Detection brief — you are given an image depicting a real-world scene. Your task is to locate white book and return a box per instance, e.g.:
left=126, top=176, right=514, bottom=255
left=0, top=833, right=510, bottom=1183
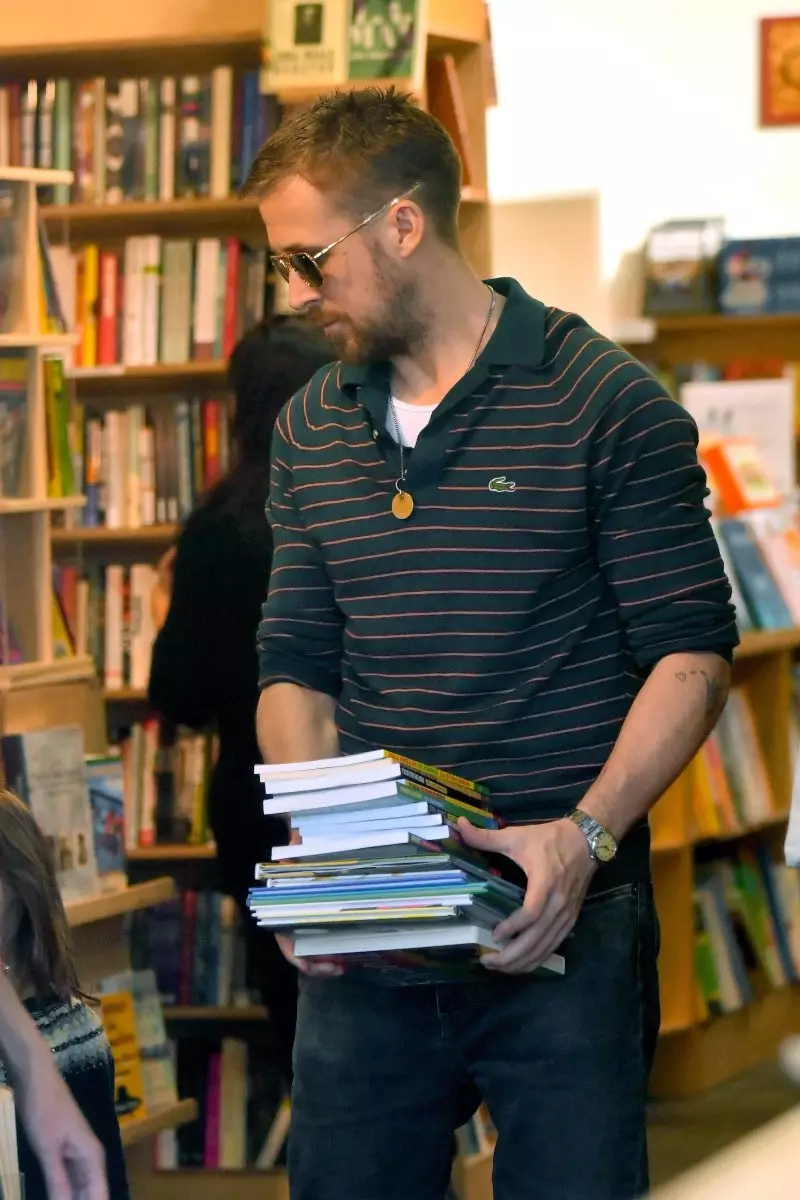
left=159, top=78, right=176, bottom=202
left=0, top=1085, right=20, bottom=1200
left=263, top=759, right=401, bottom=795
left=294, top=815, right=445, bottom=839
left=104, top=564, right=124, bottom=690
left=255, top=749, right=386, bottom=778
left=295, top=801, right=431, bottom=831
left=122, top=236, right=144, bottom=365
left=140, top=235, right=162, bottom=366
left=272, top=828, right=449, bottom=861
left=263, top=779, right=407, bottom=817
left=294, top=922, right=566, bottom=978
left=210, top=67, right=232, bottom=198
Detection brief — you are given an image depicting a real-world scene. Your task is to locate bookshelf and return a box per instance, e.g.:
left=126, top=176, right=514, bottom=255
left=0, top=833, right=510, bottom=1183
left=630, top=305, right=800, bottom=1098
left=62, top=871, right=199, bottom=1188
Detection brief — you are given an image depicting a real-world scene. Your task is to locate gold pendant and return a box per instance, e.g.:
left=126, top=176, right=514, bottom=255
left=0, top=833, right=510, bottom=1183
left=392, top=490, right=414, bottom=520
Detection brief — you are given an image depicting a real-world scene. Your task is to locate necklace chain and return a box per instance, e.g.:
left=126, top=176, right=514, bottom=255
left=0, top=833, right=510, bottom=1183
left=388, top=284, right=496, bottom=492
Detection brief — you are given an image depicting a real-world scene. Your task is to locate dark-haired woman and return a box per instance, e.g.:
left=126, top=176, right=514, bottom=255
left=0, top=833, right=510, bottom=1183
left=148, top=319, right=331, bottom=1083
left=0, top=788, right=129, bottom=1200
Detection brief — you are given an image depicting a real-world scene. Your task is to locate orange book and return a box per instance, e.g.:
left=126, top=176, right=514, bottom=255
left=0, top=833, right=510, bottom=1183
left=702, top=436, right=781, bottom=514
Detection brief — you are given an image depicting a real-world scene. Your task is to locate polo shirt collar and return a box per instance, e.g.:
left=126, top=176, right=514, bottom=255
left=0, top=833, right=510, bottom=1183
left=338, top=276, right=546, bottom=393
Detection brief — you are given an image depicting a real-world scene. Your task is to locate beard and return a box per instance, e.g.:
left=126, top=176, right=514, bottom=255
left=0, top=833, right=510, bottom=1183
left=314, top=253, right=429, bottom=364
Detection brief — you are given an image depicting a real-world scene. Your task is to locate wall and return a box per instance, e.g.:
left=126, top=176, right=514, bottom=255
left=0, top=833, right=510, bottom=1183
left=486, top=0, right=800, bottom=296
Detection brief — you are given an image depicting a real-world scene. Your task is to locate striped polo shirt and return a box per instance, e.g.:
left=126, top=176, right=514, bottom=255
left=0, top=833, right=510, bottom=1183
left=257, top=278, right=738, bottom=869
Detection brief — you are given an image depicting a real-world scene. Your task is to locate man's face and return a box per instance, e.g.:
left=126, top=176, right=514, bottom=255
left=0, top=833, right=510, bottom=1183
left=260, top=175, right=426, bottom=364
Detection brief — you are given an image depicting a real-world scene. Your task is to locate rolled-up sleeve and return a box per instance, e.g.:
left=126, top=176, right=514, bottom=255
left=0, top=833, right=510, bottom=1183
left=590, top=375, right=740, bottom=670
left=257, top=403, right=344, bottom=697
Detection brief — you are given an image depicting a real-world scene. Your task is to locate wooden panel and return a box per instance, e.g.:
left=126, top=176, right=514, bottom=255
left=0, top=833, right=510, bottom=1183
left=129, top=1168, right=290, bottom=1200
left=66, top=877, right=175, bottom=926
left=451, top=1148, right=494, bottom=1200
left=651, top=984, right=800, bottom=1098
left=652, top=849, right=696, bottom=1036
left=44, top=198, right=264, bottom=244
left=624, top=314, right=800, bottom=368
left=0, top=511, right=48, bottom=663
left=0, top=674, right=107, bottom=753
left=650, top=774, right=692, bottom=853
left=51, top=524, right=179, bottom=547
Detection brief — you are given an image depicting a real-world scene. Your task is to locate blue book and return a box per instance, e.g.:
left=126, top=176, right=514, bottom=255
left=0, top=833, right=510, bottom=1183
left=719, top=518, right=793, bottom=630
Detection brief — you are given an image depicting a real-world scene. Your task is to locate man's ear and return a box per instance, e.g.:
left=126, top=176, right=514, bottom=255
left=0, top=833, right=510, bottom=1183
left=392, top=200, right=425, bottom=258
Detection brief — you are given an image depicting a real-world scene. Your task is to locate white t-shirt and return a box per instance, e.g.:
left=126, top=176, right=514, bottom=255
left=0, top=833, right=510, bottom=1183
left=385, top=397, right=438, bottom=448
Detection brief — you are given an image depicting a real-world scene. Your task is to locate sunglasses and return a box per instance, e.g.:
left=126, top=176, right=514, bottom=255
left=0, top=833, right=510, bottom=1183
left=270, top=182, right=422, bottom=290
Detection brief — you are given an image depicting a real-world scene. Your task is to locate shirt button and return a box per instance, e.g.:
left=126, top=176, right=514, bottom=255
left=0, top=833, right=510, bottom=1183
left=372, top=429, right=379, bottom=440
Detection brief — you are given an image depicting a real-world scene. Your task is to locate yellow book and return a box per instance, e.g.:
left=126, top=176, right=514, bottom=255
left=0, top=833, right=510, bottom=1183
left=80, top=244, right=99, bottom=368
left=99, top=991, right=147, bottom=1124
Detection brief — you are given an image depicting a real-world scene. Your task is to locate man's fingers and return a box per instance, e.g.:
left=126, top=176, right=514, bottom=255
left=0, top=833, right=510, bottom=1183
left=492, top=882, right=551, bottom=941
left=39, top=1151, right=74, bottom=1200
left=484, top=912, right=574, bottom=975
left=456, top=817, right=513, bottom=853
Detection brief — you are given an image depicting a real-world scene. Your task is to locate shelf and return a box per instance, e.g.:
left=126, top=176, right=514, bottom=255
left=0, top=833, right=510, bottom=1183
left=164, top=1005, right=268, bottom=1021
left=0, top=331, right=78, bottom=349
left=651, top=983, right=800, bottom=1098
left=104, top=686, right=148, bottom=702
left=652, top=312, right=800, bottom=335
left=651, top=811, right=789, bottom=856
left=43, top=196, right=265, bottom=242
left=0, top=655, right=95, bottom=689
left=0, top=165, right=73, bottom=186
left=120, top=1098, right=198, bottom=1149
left=127, top=843, right=217, bottom=861
left=0, top=495, right=85, bottom=514
left=144, top=1169, right=289, bottom=1200
left=736, top=629, right=800, bottom=658
left=620, top=311, right=800, bottom=366
left=67, top=360, right=226, bottom=393
left=65, top=877, right=174, bottom=927
left=52, top=523, right=179, bottom=546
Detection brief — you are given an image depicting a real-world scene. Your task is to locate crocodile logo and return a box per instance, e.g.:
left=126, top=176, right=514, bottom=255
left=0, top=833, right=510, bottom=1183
left=488, top=476, right=517, bottom=493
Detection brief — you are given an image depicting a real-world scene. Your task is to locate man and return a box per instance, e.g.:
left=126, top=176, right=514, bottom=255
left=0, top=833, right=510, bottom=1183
left=244, top=87, right=738, bottom=1200
left=0, top=969, right=107, bottom=1199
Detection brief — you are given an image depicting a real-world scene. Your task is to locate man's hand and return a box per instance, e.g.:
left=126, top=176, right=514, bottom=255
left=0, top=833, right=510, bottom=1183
left=273, top=825, right=345, bottom=977
left=275, top=933, right=345, bottom=978
left=457, top=816, right=596, bottom=975
left=17, top=1050, right=108, bottom=1200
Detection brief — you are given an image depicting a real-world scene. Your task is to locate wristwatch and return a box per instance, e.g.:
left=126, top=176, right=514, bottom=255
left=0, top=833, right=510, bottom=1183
left=566, top=809, right=618, bottom=864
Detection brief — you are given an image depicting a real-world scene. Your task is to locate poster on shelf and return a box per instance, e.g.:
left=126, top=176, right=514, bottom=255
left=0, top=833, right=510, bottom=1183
left=261, top=0, right=351, bottom=94
left=680, top=376, right=797, bottom=502
left=347, top=0, right=428, bottom=88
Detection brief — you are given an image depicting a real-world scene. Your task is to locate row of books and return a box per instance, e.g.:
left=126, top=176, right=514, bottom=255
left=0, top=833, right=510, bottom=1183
left=0, top=70, right=279, bottom=204
left=51, top=236, right=268, bottom=370
left=120, top=720, right=212, bottom=851
left=131, top=889, right=250, bottom=1010
left=713, top=511, right=800, bottom=633
left=642, top=218, right=800, bottom=317
left=53, top=562, right=159, bottom=691
left=0, top=184, right=64, bottom=339
left=691, top=686, right=778, bottom=839
left=49, top=395, right=232, bottom=522
left=693, top=845, right=800, bottom=1016
left=155, top=1039, right=288, bottom=1172
left=249, top=749, right=564, bottom=981
left=98, top=967, right=177, bottom=1128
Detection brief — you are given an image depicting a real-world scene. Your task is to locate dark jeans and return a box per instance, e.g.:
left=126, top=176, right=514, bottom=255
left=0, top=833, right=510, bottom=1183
left=289, top=880, right=660, bottom=1200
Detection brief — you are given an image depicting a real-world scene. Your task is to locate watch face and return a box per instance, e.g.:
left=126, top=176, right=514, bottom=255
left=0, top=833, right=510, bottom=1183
left=593, top=831, right=617, bottom=863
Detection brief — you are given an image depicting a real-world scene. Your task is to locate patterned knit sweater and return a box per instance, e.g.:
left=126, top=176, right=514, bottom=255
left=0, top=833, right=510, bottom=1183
left=0, top=996, right=129, bottom=1200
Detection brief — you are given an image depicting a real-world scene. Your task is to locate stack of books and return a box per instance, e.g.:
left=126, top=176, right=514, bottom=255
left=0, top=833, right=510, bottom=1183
left=247, top=750, right=566, bottom=983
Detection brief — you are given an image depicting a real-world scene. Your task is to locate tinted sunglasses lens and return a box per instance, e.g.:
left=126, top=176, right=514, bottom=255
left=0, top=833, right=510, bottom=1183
left=290, top=253, right=324, bottom=289
left=271, top=256, right=291, bottom=283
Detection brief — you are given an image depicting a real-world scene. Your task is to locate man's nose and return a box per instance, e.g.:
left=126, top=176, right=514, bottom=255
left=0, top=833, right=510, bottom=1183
left=288, top=270, right=322, bottom=311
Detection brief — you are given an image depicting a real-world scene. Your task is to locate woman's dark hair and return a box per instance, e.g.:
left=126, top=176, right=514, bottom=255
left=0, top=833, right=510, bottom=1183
left=207, top=317, right=331, bottom=517
left=0, top=788, right=80, bottom=1001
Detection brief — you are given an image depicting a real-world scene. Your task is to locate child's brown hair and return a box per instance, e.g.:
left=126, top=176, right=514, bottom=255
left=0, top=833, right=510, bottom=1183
left=0, top=788, right=80, bottom=1000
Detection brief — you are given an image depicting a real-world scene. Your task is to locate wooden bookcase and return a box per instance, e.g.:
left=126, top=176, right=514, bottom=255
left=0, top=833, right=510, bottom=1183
left=621, top=315, right=800, bottom=1098
left=64, top=877, right=200, bottom=1194
left=0, top=165, right=94, bottom=689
